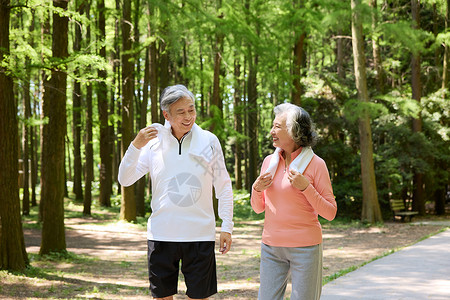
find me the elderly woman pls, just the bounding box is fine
[251,103,337,300]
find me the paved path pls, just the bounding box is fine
[321,228,450,300]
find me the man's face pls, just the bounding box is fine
[163,97,196,139]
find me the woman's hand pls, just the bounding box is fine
[132,126,158,149]
[252,172,273,192]
[288,170,310,191]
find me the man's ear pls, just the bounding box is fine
[162,110,169,121]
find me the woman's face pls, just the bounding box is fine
[270,113,296,151]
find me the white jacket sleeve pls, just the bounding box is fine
[118,143,151,187]
[211,137,234,234]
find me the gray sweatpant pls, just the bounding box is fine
[258,243,323,300]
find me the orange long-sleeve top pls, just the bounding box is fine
[251,147,337,247]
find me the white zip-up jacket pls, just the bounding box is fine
[118,122,233,242]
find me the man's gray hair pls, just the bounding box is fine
[274,103,318,147]
[160,84,195,112]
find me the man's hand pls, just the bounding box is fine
[219,232,232,254]
[132,126,158,149]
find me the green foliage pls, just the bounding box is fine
[7,0,450,223]
[380,21,435,55]
[343,99,389,123]
[233,190,264,221]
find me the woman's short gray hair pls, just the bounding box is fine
[160,84,195,112]
[274,103,318,147]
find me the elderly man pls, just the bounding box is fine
[118,84,233,300]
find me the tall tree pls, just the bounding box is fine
[40,0,69,254]
[443,0,449,91]
[233,57,243,190]
[158,2,170,123]
[351,0,382,223]
[411,0,425,215]
[149,2,158,124]
[370,0,386,93]
[0,0,29,271]
[136,46,149,217]
[72,0,83,201]
[120,0,136,222]
[98,0,112,207]
[84,3,94,216]
[22,59,31,216]
[211,1,224,121]
[246,0,258,191]
[292,0,306,105]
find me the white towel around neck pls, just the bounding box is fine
[147,121,215,163]
[265,146,315,178]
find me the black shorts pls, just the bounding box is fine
[147,240,217,299]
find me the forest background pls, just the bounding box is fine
[0,0,449,271]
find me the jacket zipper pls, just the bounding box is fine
[177,133,189,155]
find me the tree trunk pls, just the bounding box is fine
[31,87,37,207]
[134,0,146,218]
[292,0,306,106]
[159,5,169,122]
[245,0,259,192]
[411,0,425,215]
[22,64,31,216]
[247,53,258,191]
[40,0,69,255]
[98,0,112,207]
[120,0,137,222]
[83,3,93,216]
[72,0,83,201]
[84,84,94,216]
[148,1,158,124]
[234,58,242,190]
[0,0,29,271]
[136,46,149,217]
[443,0,449,92]
[351,0,383,223]
[211,11,223,119]
[112,0,121,194]
[370,0,386,93]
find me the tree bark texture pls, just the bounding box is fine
[234,58,243,190]
[40,0,69,255]
[370,0,386,93]
[292,32,306,106]
[351,0,383,223]
[136,47,150,217]
[411,0,425,215]
[0,0,29,271]
[83,4,93,216]
[97,0,112,207]
[120,0,136,222]
[72,0,83,200]
[247,53,258,191]
[22,64,31,216]
[443,0,450,91]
